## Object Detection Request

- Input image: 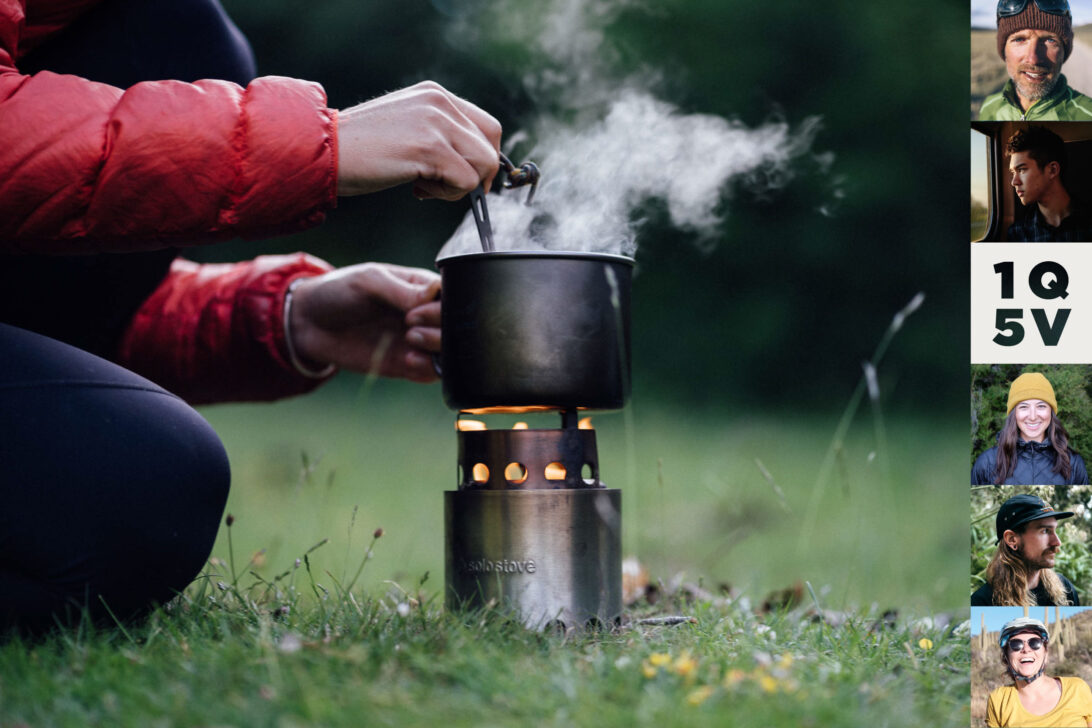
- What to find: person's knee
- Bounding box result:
[0,326,233,626]
[108,395,232,609]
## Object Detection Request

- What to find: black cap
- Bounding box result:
[996,494,1074,542]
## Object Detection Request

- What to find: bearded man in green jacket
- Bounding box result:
[979,0,1092,121]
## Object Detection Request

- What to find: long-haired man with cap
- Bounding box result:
[978,0,1092,120]
[985,616,1092,727]
[972,494,1081,606]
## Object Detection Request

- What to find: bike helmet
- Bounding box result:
[999,617,1050,684]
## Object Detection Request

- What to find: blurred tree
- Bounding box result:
[207,0,967,411]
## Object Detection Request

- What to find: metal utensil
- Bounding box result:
[499,152,540,204]
[468,153,542,253]
[469,184,494,252]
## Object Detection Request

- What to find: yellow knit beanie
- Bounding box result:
[1007,372,1058,415]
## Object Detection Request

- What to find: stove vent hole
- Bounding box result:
[504,462,528,484]
[472,463,490,484]
[544,619,567,635]
[582,463,597,483]
[544,462,566,480]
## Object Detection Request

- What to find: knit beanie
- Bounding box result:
[1007,372,1058,414]
[997,3,1074,61]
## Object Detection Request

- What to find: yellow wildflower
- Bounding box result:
[778,653,794,669]
[673,652,698,677]
[641,660,658,679]
[687,685,715,706]
[723,668,746,687]
[918,638,934,651]
[759,674,779,693]
[648,652,672,667]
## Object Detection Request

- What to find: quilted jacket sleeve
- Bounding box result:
[119,253,337,404]
[0,1,338,252]
[1,2,344,403]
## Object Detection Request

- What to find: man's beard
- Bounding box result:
[1014,65,1061,102]
[1020,545,1057,570]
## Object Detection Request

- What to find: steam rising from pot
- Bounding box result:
[435,0,830,259]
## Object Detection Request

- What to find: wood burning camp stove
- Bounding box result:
[437,163,634,629]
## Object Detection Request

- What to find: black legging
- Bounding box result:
[0,0,255,632]
[0,324,230,632]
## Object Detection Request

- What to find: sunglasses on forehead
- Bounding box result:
[1007,637,1046,652]
[998,0,1071,19]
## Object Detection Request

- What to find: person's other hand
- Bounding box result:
[336,81,501,201]
[287,263,441,382]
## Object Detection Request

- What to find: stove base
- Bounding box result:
[444,488,622,630]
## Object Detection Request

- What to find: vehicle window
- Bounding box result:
[971,128,990,242]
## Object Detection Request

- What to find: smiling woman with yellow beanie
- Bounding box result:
[973,372,1089,485]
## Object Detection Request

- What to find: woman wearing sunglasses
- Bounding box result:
[987,617,1092,726]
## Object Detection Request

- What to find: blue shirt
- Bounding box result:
[1008,203,1092,242]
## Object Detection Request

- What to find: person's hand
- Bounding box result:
[336,81,502,201]
[287,263,441,382]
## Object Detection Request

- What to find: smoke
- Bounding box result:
[436,0,827,259]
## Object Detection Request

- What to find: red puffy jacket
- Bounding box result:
[0,0,340,403]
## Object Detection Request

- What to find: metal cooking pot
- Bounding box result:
[437,251,633,412]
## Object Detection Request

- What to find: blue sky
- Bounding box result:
[972,0,1092,28]
[971,606,1092,634]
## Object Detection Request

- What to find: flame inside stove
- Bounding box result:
[456,416,593,432]
[505,462,529,483]
[460,406,558,415]
[545,462,566,480]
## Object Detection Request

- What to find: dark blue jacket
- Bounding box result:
[972,440,1089,485]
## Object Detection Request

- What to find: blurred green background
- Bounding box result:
[195,0,968,410]
[190,0,968,610]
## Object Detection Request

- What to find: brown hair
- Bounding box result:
[986,538,1071,606]
[1006,126,1067,178]
[992,410,1074,484]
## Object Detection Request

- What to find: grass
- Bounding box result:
[0,383,970,725]
[0,296,971,724]
[0,569,969,727]
[192,374,966,612]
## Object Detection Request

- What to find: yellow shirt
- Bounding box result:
[987,677,1092,727]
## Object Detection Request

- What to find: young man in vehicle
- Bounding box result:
[979,0,1092,121]
[1006,126,1092,241]
[972,494,1081,606]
